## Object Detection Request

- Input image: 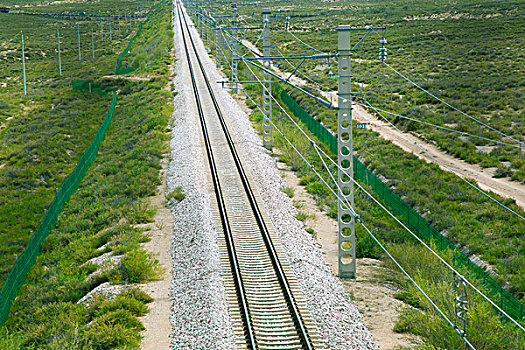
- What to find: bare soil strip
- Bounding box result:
[242,38,525,210]
[351,105,525,210]
[139,158,173,350]
[277,159,421,349]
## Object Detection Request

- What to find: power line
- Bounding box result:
[352,99,521,149]
[242,86,490,348]
[240,61,525,332]
[383,61,523,148]
[356,96,525,222]
[286,29,328,55]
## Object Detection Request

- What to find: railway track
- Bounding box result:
[176,2,322,349]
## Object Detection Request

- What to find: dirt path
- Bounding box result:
[351,104,525,210]
[277,158,421,349]
[242,38,525,210]
[138,156,173,350]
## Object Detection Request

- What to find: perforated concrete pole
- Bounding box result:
[231,5,238,94]
[216,26,221,66]
[337,25,355,278]
[262,11,272,149]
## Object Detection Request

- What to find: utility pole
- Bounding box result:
[21,31,27,96]
[231,4,238,94]
[57,28,62,76]
[77,23,81,61]
[101,20,104,42]
[337,25,355,278]
[215,24,221,66]
[109,20,112,42]
[262,10,272,149]
[91,24,95,58]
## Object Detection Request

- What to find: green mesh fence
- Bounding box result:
[72,80,113,97]
[279,88,525,324]
[0,92,116,326]
[115,0,167,75]
[0,0,166,327]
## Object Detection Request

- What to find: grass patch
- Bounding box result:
[166,186,185,202]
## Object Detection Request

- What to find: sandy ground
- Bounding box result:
[138,149,173,349]
[351,105,525,210]
[242,39,525,211]
[277,158,421,350]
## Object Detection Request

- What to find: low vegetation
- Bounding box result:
[0,0,174,348]
[210,1,525,345]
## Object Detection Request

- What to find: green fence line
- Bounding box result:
[278,87,525,324]
[115,0,167,75]
[72,80,113,97]
[0,92,117,326]
[0,0,168,327]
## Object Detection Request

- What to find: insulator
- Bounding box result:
[380,38,387,44]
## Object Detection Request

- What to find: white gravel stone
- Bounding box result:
[168,4,378,349]
[168,9,235,350]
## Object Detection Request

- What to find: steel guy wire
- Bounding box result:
[350,71,520,148]
[273,45,336,93]
[312,138,525,332]
[286,29,328,55]
[356,217,476,350]
[352,100,521,149]
[241,60,525,331]
[221,27,261,57]
[356,96,525,222]
[1,34,20,49]
[241,56,335,108]
[244,86,477,350]
[383,61,522,148]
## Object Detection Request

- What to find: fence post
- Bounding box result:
[91,24,95,58]
[337,25,355,278]
[262,10,273,149]
[21,31,27,96]
[77,23,81,61]
[57,28,62,76]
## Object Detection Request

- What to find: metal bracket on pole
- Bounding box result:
[231,5,238,94]
[337,25,355,278]
[262,11,272,149]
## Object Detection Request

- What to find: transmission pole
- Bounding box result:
[231,4,238,94]
[57,28,62,76]
[262,10,272,149]
[337,25,355,278]
[77,23,81,61]
[21,31,27,96]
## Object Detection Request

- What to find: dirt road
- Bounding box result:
[242,38,525,211]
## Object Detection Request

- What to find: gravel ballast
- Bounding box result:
[168,11,235,350]
[168,5,378,349]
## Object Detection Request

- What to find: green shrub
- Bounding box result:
[166,186,185,202]
[113,249,161,284]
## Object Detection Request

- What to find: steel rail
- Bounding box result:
[178,2,314,349]
[176,3,257,349]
